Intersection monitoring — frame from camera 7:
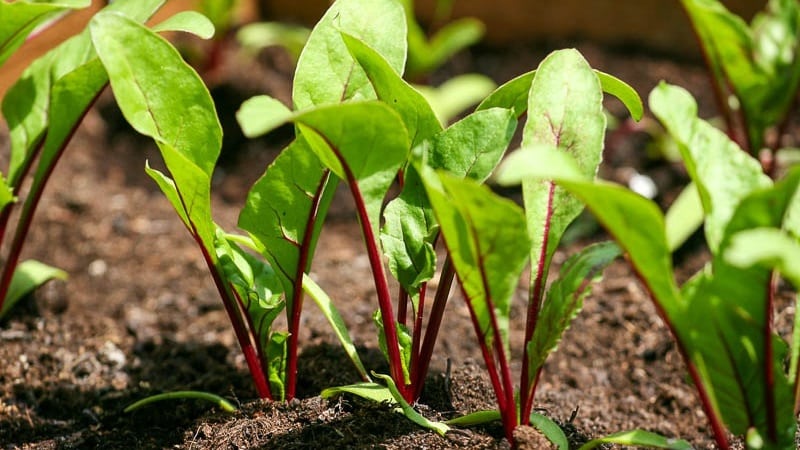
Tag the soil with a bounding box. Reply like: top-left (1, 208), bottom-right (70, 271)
top-left (0, 34), bottom-right (788, 449)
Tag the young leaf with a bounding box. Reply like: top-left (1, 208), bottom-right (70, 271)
top-left (577, 430), bottom-right (693, 450)
top-left (525, 242), bottom-right (621, 380)
top-left (0, 0), bottom-right (90, 67)
top-left (371, 372), bottom-right (450, 436)
top-left (495, 146), bottom-right (685, 324)
top-left (341, 31), bottom-right (442, 148)
top-left (521, 48), bottom-right (606, 317)
top-left (123, 391), bottom-right (237, 413)
top-left (0, 260), bottom-right (67, 319)
top-left (664, 182), bottom-right (704, 252)
top-left (725, 227), bottom-right (800, 285)
top-left (422, 168), bottom-right (530, 363)
top-left (266, 332), bottom-right (289, 401)
top-left (477, 69), bottom-right (643, 121)
top-left (428, 107), bottom-right (516, 182)
top-left (529, 413), bottom-right (569, 450)
top-left (91, 10), bottom-right (221, 250)
top-left (238, 137), bottom-right (335, 321)
top-left (90, 11), bottom-right (221, 175)
top-left (292, 0), bottom-right (407, 109)
top-left (292, 102), bottom-right (409, 236)
top-left (380, 165), bottom-right (437, 298)
top-left (649, 82), bottom-right (771, 252)
top-left (236, 95), bottom-right (294, 138)
top-left (151, 11), bottom-right (215, 39)
top-left (374, 312), bottom-right (413, 384)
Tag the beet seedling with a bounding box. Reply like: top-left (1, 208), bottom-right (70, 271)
top-left (498, 82), bottom-right (800, 449)
top-left (0, 0), bottom-right (210, 320)
top-left (680, 0), bottom-right (800, 172)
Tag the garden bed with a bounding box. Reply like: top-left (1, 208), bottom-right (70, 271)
top-left (0, 36), bottom-right (776, 449)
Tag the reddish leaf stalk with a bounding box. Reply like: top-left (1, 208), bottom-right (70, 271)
top-left (520, 181), bottom-right (555, 423)
top-left (284, 170), bottom-right (331, 401)
top-left (319, 136), bottom-right (408, 401)
top-left (193, 230), bottom-right (272, 399)
top-left (397, 287), bottom-right (409, 325)
top-left (0, 134), bottom-right (47, 250)
top-left (629, 262), bottom-right (730, 449)
top-left (412, 256), bottom-right (455, 400)
top-left (678, 4), bottom-right (745, 151)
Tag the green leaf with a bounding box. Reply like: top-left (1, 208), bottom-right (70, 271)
top-left (321, 382), bottom-right (395, 404)
top-left (495, 146), bottom-right (684, 323)
top-left (0, 173), bottom-right (16, 212)
top-left (151, 11), bottom-right (215, 39)
top-left (577, 429), bottom-right (693, 450)
top-left (725, 227), bottom-right (800, 286)
top-left (649, 82), bottom-right (771, 253)
top-left (292, 102), bottom-right (409, 237)
top-left (421, 169), bottom-right (530, 356)
top-left (0, 0), bottom-right (90, 67)
top-left (123, 390), bottom-right (237, 413)
top-left (415, 74), bottom-right (497, 124)
top-left (477, 69), bottom-right (643, 121)
top-left (266, 332), bottom-right (289, 401)
top-left (341, 31), bottom-right (442, 148)
top-left (238, 137), bottom-right (335, 325)
top-left (236, 95), bottom-right (293, 138)
top-left (371, 372), bottom-right (450, 436)
top-left (665, 182), bottom-right (704, 252)
top-left (683, 170), bottom-right (800, 444)
top-left (91, 11), bottom-right (221, 176)
top-left (405, 12), bottom-right (484, 78)
top-left (681, 0), bottom-right (800, 151)
top-left (521, 49), bottom-right (606, 304)
top-left (529, 413), bottom-right (569, 450)
top-left (477, 71), bottom-right (535, 118)
top-left (91, 10), bottom-right (221, 251)
top-left (3, 0), bottom-right (166, 188)
top-left (292, 0), bottom-right (406, 109)
top-left (380, 166), bottom-right (437, 299)
top-left (526, 242), bottom-right (620, 381)
top-left (373, 312), bottom-right (413, 384)
top-left (322, 376), bottom-right (451, 436)
top-left (302, 274), bottom-right (370, 381)
top-left (428, 107), bottom-right (516, 182)
top-left (445, 409), bottom-right (501, 426)
top-left (0, 260), bottom-right (67, 319)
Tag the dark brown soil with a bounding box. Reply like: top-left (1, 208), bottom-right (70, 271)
top-left (0, 36), bottom-right (777, 449)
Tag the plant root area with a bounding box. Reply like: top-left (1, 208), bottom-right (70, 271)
top-left (1, 40), bottom-right (793, 449)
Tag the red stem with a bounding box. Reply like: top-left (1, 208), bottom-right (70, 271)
top-left (284, 170), bottom-right (331, 401)
top-left (319, 137), bottom-right (408, 401)
top-left (629, 262), bottom-right (730, 449)
top-left (397, 287), bottom-right (409, 326)
top-left (407, 283), bottom-right (425, 393)
top-left (520, 182), bottom-right (555, 423)
top-left (412, 256), bottom-right (455, 400)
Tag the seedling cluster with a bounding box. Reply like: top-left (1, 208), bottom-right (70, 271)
top-left (2, 0), bottom-right (800, 448)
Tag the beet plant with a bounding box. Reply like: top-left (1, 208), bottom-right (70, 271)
top-left (680, 0), bottom-right (800, 172)
top-left (0, 0), bottom-right (211, 320)
top-left (238, 1), bottom-right (692, 446)
top-left (498, 82), bottom-right (800, 449)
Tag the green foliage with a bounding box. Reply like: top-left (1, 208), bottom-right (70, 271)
top-left (681, 0), bottom-right (800, 154)
top-left (0, 0), bottom-right (169, 320)
top-left (0, 0), bottom-right (90, 67)
top-left (497, 81), bottom-right (800, 449)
